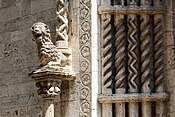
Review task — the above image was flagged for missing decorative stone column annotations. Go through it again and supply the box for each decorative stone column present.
[98,0,170,117]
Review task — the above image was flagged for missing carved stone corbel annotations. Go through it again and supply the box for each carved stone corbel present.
[29,71,75,117]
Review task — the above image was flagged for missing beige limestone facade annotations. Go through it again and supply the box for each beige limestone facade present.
[0,0,175,117]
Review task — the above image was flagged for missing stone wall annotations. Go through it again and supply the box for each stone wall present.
[0,0,175,117]
[0,0,57,116]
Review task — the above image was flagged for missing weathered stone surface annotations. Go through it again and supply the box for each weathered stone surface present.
[0,107,27,117]
[165,46,175,70]
[0,0,57,116]
[0,0,175,117]
[99,0,171,117]
[0,86,8,98]
[165,31,174,46]
[0,44,4,59]
[165,11,173,32]
[166,68,175,116]
[59,101,80,117]
[26,105,42,117]
[60,80,80,101]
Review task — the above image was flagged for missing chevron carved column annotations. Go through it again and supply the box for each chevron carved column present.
[127,14,139,117]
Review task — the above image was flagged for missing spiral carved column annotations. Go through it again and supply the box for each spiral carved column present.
[140,14,151,95]
[127,14,139,117]
[140,14,152,117]
[102,14,113,92]
[101,14,113,117]
[154,14,165,117]
[114,14,126,117]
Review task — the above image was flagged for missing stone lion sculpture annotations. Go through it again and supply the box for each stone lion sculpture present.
[31,22,69,67]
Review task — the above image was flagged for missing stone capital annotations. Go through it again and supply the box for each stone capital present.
[29,70,75,98]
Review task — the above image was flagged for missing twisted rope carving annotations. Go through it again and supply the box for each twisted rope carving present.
[114,14,127,90]
[154,15,164,92]
[56,0,69,41]
[140,14,151,92]
[127,15,139,92]
[102,14,113,89]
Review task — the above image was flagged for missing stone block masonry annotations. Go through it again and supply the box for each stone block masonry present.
[0,0,57,116]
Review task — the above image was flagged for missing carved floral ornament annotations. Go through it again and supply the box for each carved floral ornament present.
[79,0,91,116]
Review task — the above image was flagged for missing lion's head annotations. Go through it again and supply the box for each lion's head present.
[31,22,51,40]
